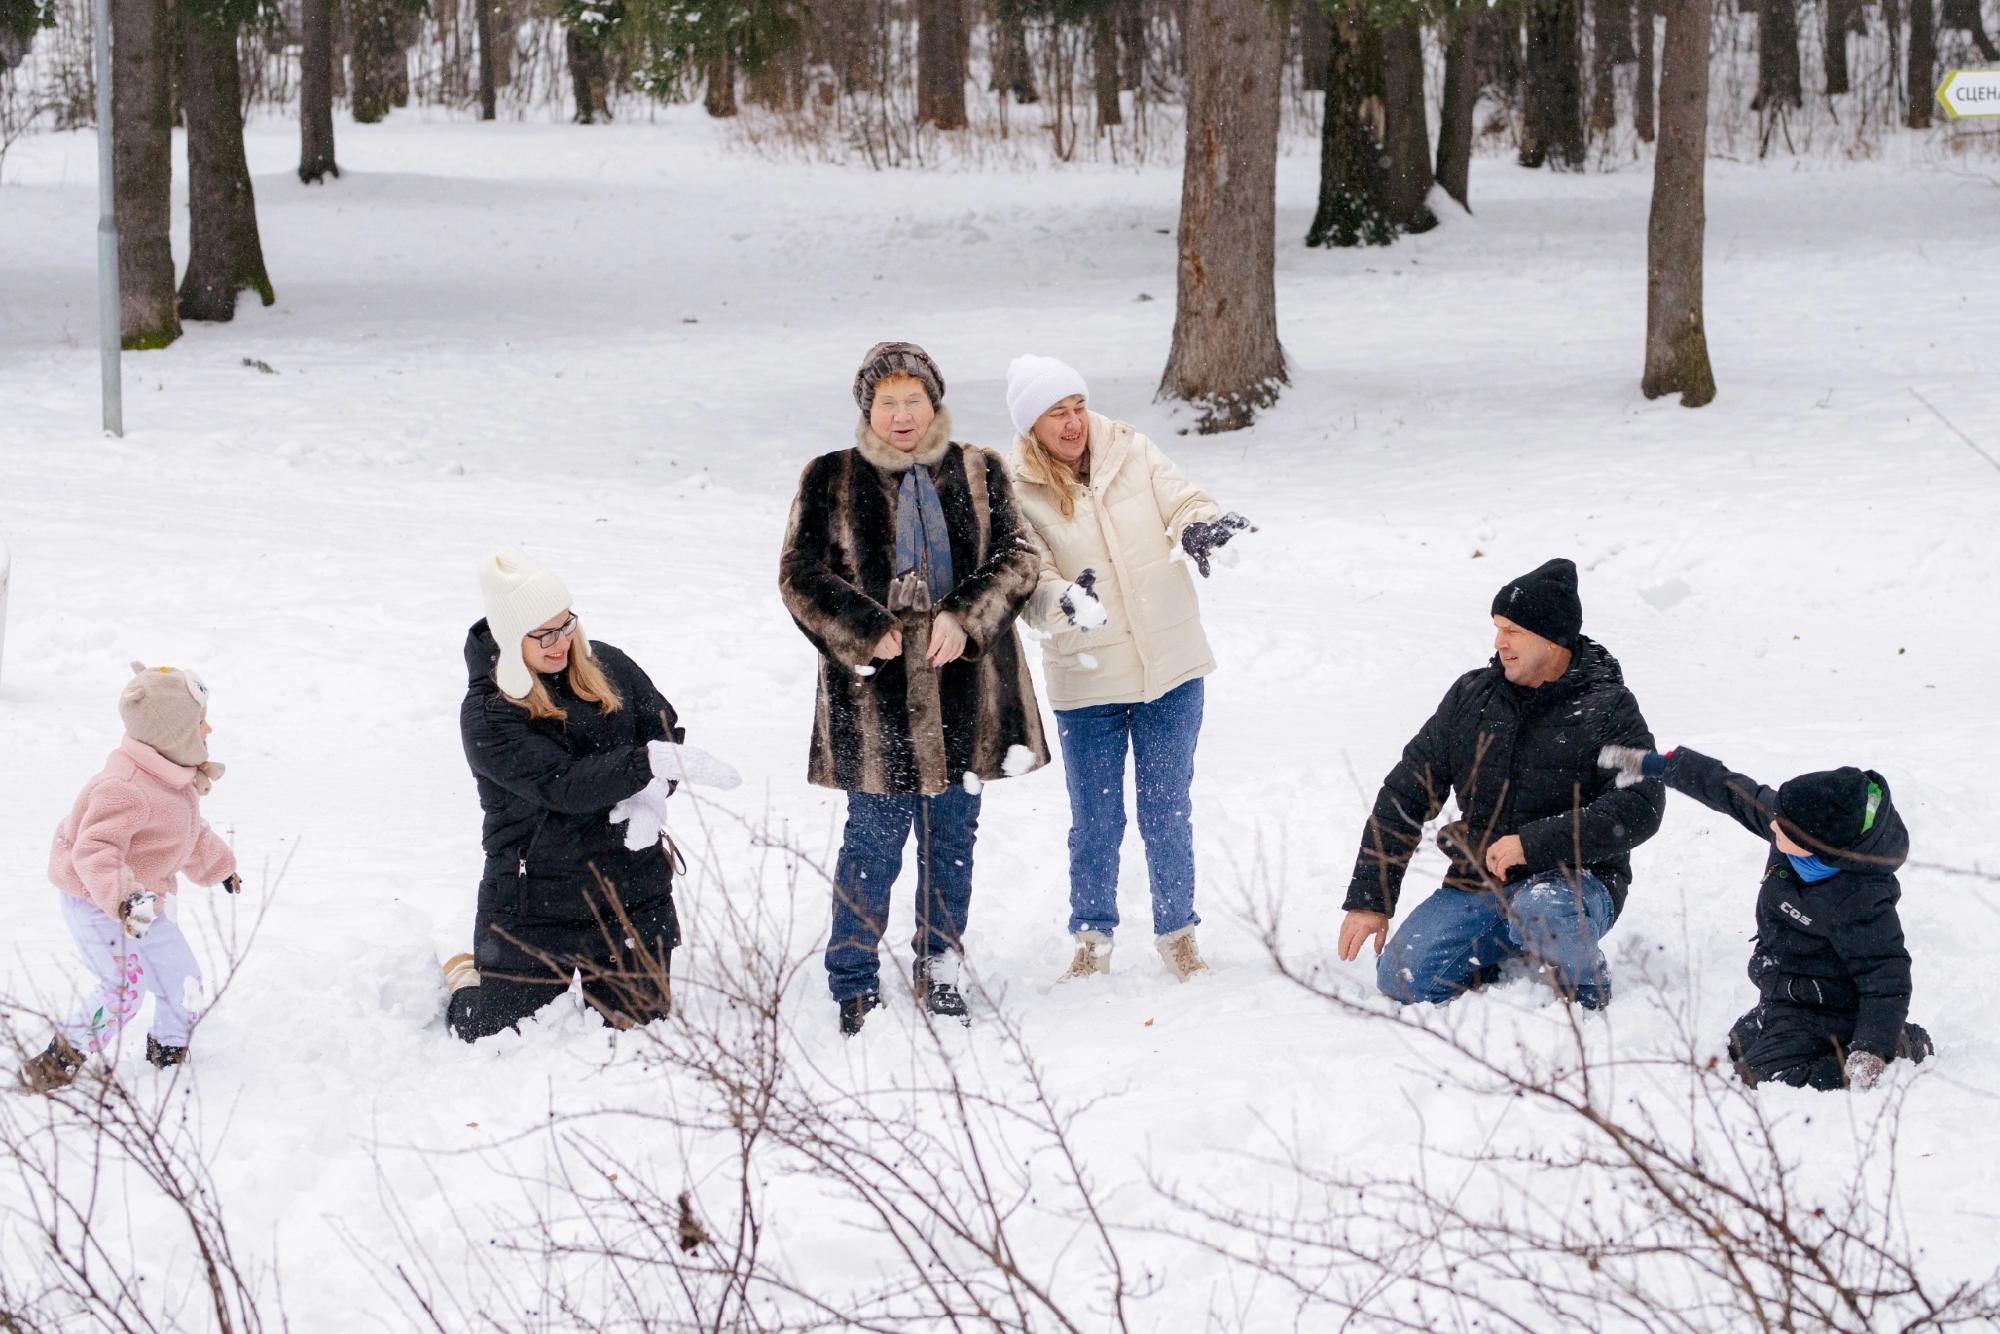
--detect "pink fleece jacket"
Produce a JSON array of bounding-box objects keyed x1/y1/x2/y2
[{"x1": 49, "y1": 737, "x2": 238, "y2": 919}]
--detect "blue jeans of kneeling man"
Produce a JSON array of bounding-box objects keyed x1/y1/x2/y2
[
  {"x1": 826, "y1": 788, "x2": 981, "y2": 1002},
  {"x1": 1376, "y1": 870, "x2": 1615, "y2": 1008},
  {"x1": 1056, "y1": 677, "x2": 1204, "y2": 939}
]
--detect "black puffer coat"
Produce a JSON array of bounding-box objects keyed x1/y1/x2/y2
[
  {"x1": 1663, "y1": 747, "x2": 1914, "y2": 1059},
  {"x1": 1343, "y1": 637, "x2": 1664, "y2": 919},
  {"x1": 459, "y1": 621, "x2": 682, "y2": 970}
]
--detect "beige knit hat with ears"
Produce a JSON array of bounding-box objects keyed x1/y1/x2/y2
[
  {"x1": 477, "y1": 549, "x2": 584, "y2": 700},
  {"x1": 120, "y1": 662, "x2": 215, "y2": 770}
]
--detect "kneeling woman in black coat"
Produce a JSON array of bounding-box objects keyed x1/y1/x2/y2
[{"x1": 447, "y1": 549, "x2": 691, "y2": 1041}]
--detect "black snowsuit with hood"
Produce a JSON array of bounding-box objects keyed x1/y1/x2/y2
[
  {"x1": 454, "y1": 619, "x2": 683, "y2": 1041},
  {"x1": 1661, "y1": 747, "x2": 1931, "y2": 1090}
]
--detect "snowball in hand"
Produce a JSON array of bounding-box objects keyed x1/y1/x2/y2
[
  {"x1": 1062, "y1": 579, "x2": 1108, "y2": 629},
  {"x1": 647, "y1": 740, "x2": 743, "y2": 790},
  {"x1": 609, "y1": 779, "x2": 670, "y2": 850},
  {"x1": 1002, "y1": 744, "x2": 1038, "y2": 777}
]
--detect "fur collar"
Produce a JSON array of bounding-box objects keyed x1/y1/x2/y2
[{"x1": 856, "y1": 408, "x2": 955, "y2": 473}]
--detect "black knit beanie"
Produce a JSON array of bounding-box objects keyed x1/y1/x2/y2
[
  {"x1": 854, "y1": 341, "x2": 946, "y2": 414},
  {"x1": 1776, "y1": 767, "x2": 1873, "y2": 851},
  {"x1": 1492, "y1": 558, "x2": 1583, "y2": 648}
]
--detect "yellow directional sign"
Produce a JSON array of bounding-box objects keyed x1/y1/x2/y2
[{"x1": 1937, "y1": 68, "x2": 2000, "y2": 119}]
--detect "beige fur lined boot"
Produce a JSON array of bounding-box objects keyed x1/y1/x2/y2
[
  {"x1": 1155, "y1": 926, "x2": 1210, "y2": 982},
  {"x1": 1058, "y1": 930, "x2": 1113, "y2": 983}
]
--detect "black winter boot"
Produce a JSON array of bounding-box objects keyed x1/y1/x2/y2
[
  {"x1": 146, "y1": 1035, "x2": 189, "y2": 1069},
  {"x1": 838, "y1": 992, "x2": 883, "y2": 1037},
  {"x1": 21, "y1": 1036, "x2": 85, "y2": 1093},
  {"x1": 913, "y1": 952, "x2": 970, "y2": 1026}
]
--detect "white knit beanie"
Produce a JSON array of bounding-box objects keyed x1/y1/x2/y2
[
  {"x1": 477, "y1": 549, "x2": 580, "y2": 700},
  {"x1": 1005, "y1": 354, "x2": 1089, "y2": 438}
]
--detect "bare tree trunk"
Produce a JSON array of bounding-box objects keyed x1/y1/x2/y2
[
  {"x1": 475, "y1": 0, "x2": 498, "y2": 118},
  {"x1": 1752, "y1": 0, "x2": 1802, "y2": 108},
  {"x1": 1823, "y1": 0, "x2": 1852, "y2": 93},
  {"x1": 1589, "y1": 0, "x2": 1623, "y2": 131},
  {"x1": 1436, "y1": 7, "x2": 1479, "y2": 211},
  {"x1": 1634, "y1": 0, "x2": 1655, "y2": 139},
  {"x1": 1521, "y1": 0, "x2": 1585, "y2": 168},
  {"x1": 1300, "y1": 0, "x2": 1332, "y2": 91},
  {"x1": 391, "y1": 8, "x2": 416, "y2": 106},
  {"x1": 993, "y1": 5, "x2": 1038, "y2": 102},
  {"x1": 112, "y1": 0, "x2": 179, "y2": 348},
  {"x1": 1159, "y1": 0, "x2": 1286, "y2": 432},
  {"x1": 1119, "y1": 0, "x2": 1145, "y2": 88},
  {"x1": 492, "y1": 0, "x2": 516, "y2": 86},
  {"x1": 918, "y1": 0, "x2": 968, "y2": 128},
  {"x1": 704, "y1": 46, "x2": 737, "y2": 116},
  {"x1": 1642, "y1": 0, "x2": 1714, "y2": 407},
  {"x1": 1941, "y1": 0, "x2": 2000, "y2": 58},
  {"x1": 1905, "y1": 0, "x2": 1933, "y2": 126},
  {"x1": 1093, "y1": 4, "x2": 1122, "y2": 126},
  {"x1": 1307, "y1": 2, "x2": 1394, "y2": 246},
  {"x1": 566, "y1": 24, "x2": 607, "y2": 122},
  {"x1": 350, "y1": 0, "x2": 402, "y2": 122},
  {"x1": 179, "y1": 13, "x2": 275, "y2": 322},
  {"x1": 300, "y1": 0, "x2": 341, "y2": 179},
  {"x1": 1380, "y1": 19, "x2": 1436, "y2": 231}
]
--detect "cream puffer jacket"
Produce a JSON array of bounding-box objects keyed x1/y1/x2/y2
[{"x1": 1012, "y1": 412, "x2": 1221, "y2": 710}]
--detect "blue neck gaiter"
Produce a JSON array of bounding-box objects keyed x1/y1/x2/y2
[{"x1": 1786, "y1": 853, "x2": 1840, "y2": 883}]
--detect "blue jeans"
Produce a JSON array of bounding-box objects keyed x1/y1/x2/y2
[
  {"x1": 1376, "y1": 870, "x2": 1616, "y2": 1008},
  {"x1": 826, "y1": 788, "x2": 981, "y2": 1002},
  {"x1": 1055, "y1": 677, "x2": 1204, "y2": 939}
]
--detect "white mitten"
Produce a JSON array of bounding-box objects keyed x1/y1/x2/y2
[
  {"x1": 647, "y1": 741, "x2": 743, "y2": 791},
  {"x1": 609, "y1": 779, "x2": 671, "y2": 851}
]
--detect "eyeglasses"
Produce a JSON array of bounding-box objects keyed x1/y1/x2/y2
[{"x1": 527, "y1": 612, "x2": 578, "y2": 648}]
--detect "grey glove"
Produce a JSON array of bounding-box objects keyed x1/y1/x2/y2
[
  {"x1": 1844, "y1": 1050, "x2": 1887, "y2": 1091},
  {"x1": 1179, "y1": 513, "x2": 1254, "y2": 578}
]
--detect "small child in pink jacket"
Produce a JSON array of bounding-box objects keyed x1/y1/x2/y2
[{"x1": 22, "y1": 663, "x2": 242, "y2": 1092}]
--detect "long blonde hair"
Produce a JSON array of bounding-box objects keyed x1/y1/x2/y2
[
  {"x1": 1017, "y1": 430, "x2": 1087, "y2": 520},
  {"x1": 512, "y1": 623, "x2": 623, "y2": 723}
]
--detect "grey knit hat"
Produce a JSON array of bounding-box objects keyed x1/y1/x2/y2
[
  {"x1": 854, "y1": 341, "x2": 945, "y2": 414},
  {"x1": 120, "y1": 661, "x2": 212, "y2": 768}
]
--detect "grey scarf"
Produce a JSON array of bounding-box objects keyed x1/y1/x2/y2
[{"x1": 890, "y1": 465, "x2": 954, "y2": 613}]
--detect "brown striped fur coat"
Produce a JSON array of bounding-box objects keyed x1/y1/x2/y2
[{"x1": 779, "y1": 409, "x2": 1050, "y2": 795}]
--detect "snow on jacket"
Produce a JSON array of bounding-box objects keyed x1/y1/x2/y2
[
  {"x1": 459, "y1": 620, "x2": 681, "y2": 932},
  {"x1": 1662, "y1": 747, "x2": 1914, "y2": 1059},
  {"x1": 49, "y1": 737, "x2": 238, "y2": 918},
  {"x1": 1011, "y1": 412, "x2": 1221, "y2": 711},
  {"x1": 778, "y1": 408, "x2": 1050, "y2": 796},
  {"x1": 1343, "y1": 638, "x2": 1664, "y2": 920}
]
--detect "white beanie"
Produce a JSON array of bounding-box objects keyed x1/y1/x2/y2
[
  {"x1": 477, "y1": 549, "x2": 581, "y2": 700},
  {"x1": 1005, "y1": 354, "x2": 1089, "y2": 438}
]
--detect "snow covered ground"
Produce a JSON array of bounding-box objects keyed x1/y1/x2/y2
[{"x1": 3, "y1": 114, "x2": 1999, "y2": 1328}]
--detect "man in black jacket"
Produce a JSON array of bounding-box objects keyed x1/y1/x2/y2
[
  {"x1": 1337, "y1": 559, "x2": 1664, "y2": 1008},
  {"x1": 1600, "y1": 744, "x2": 1932, "y2": 1089}
]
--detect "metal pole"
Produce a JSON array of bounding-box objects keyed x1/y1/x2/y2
[{"x1": 92, "y1": 0, "x2": 122, "y2": 437}]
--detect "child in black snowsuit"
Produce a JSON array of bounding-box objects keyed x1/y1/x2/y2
[{"x1": 1600, "y1": 745, "x2": 1931, "y2": 1090}]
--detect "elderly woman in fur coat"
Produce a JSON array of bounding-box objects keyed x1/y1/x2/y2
[{"x1": 779, "y1": 341, "x2": 1049, "y2": 1036}]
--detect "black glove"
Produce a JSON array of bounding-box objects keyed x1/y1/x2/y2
[
  {"x1": 1058, "y1": 568, "x2": 1104, "y2": 627},
  {"x1": 1180, "y1": 513, "x2": 1254, "y2": 578},
  {"x1": 221, "y1": 874, "x2": 243, "y2": 894}
]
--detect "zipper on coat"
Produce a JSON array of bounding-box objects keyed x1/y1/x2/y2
[{"x1": 513, "y1": 814, "x2": 550, "y2": 914}]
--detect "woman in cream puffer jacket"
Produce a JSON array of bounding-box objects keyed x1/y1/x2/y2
[{"x1": 1005, "y1": 354, "x2": 1253, "y2": 986}]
